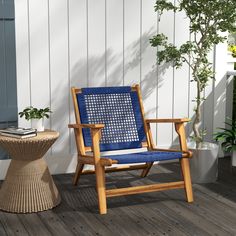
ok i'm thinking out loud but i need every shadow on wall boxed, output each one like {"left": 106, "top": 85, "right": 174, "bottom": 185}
{"left": 49, "top": 28, "right": 163, "bottom": 173}
{"left": 49, "top": 28, "right": 228, "bottom": 173}
{"left": 171, "top": 73, "right": 227, "bottom": 150}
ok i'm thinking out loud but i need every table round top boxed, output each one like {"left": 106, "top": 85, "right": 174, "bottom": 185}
{"left": 0, "top": 130, "right": 59, "bottom": 143}
{"left": 0, "top": 130, "right": 59, "bottom": 160}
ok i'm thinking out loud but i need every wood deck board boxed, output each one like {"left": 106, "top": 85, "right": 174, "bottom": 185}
{"left": 0, "top": 212, "right": 29, "bottom": 236}
{"left": 37, "top": 211, "right": 75, "bottom": 236}
{"left": 0, "top": 157, "right": 236, "bottom": 236}
{"left": 17, "top": 214, "right": 51, "bottom": 236}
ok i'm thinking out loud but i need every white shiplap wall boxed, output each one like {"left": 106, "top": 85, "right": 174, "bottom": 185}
{"left": 0, "top": 0, "right": 228, "bottom": 179}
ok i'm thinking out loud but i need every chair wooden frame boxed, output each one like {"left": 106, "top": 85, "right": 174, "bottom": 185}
{"left": 68, "top": 84, "right": 193, "bottom": 214}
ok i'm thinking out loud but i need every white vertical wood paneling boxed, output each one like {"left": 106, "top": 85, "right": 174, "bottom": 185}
{"left": 28, "top": 0, "right": 50, "bottom": 128}
{"left": 68, "top": 0, "right": 88, "bottom": 154}
{"left": 11, "top": 1, "right": 227, "bottom": 177}
{"left": 49, "top": 0, "right": 70, "bottom": 154}
{"left": 106, "top": 0, "right": 123, "bottom": 86}
{"left": 141, "top": 0, "right": 157, "bottom": 144}
{"left": 156, "top": 0, "right": 174, "bottom": 148}
{"left": 69, "top": 0, "right": 87, "bottom": 89}
{"left": 15, "top": 0, "right": 31, "bottom": 128}
{"left": 124, "top": 0, "right": 141, "bottom": 85}
{"left": 202, "top": 51, "right": 214, "bottom": 142}
{"left": 173, "top": 10, "right": 189, "bottom": 145}
{"left": 88, "top": 0, "right": 106, "bottom": 87}
{"left": 214, "top": 42, "right": 228, "bottom": 129}
{"left": 213, "top": 41, "right": 228, "bottom": 157}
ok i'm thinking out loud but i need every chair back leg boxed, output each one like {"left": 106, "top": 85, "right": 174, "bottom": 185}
{"left": 180, "top": 158, "right": 193, "bottom": 202}
{"left": 73, "top": 163, "right": 84, "bottom": 186}
{"left": 141, "top": 162, "right": 154, "bottom": 177}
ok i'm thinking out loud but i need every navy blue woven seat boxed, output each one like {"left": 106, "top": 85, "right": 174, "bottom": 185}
{"left": 69, "top": 84, "right": 193, "bottom": 214}
{"left": 106, "top": 151, "right": 182, "bottom": 164}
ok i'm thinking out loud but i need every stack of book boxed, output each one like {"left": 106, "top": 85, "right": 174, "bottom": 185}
{"left": 0, "top": 127, "right": 37, "bottom": 139}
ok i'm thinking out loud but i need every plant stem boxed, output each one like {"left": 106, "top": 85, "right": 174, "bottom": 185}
{"left": 193, "top": 80, "right": 202, "bottom": 148}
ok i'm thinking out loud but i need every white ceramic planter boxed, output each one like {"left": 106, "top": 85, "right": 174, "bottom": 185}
{"left": 188, "top": 142, "right": 219, "bottom": 183}
{"left": 231, "top": 150, "right": 236, "bottom": 167}
{"left": 31, "top": 118, "right": 44, "bottom": 132}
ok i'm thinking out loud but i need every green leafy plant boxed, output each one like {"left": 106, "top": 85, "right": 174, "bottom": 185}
{"left": 150, "top": 0, "right": 236, "bottom": 147}
{"left": 19, "top": 106, "right": 52, "bottom": 120}
{"left": 214, "top": 118, "right": 236, "bottom": 152}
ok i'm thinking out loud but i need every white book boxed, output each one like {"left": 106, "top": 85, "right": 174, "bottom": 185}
{"left": 0, "top": 132, "right": 37, "bottom": 139}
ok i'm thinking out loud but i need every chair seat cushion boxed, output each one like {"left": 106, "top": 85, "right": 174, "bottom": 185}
{"left": 105, "top": 151, "right": 182, "bottom": 164}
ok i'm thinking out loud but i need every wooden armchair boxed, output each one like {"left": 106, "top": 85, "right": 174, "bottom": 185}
{"left": 69, "top": 84, "right": 193, "bottom": 214}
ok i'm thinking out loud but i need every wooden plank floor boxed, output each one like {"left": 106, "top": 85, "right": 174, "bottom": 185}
{"left": 0, "top": 157, "right": 236, "bottom": 236}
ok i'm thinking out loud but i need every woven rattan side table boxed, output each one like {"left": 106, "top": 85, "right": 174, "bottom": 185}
{"left": 0, "top": 130, "right": 60, "bottom": 213}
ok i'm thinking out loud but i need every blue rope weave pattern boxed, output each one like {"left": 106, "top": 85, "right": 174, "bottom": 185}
{"left": 77, "top": 86, "right": 146, "bottom": 151}
{"left": 105, "top": 151, "right": 182, "bottom": 164}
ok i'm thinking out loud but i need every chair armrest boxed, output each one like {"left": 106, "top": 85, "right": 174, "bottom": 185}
{"left": 69, "top": 123, "right": 104, "bottom": 161}
{"left": 145, "top": 118, "right": 190, "bottom": 123}
{"left": 145, "top": 119, "right": 191, "bottom": 157}
{"left": 68, "top": 123, "right": 105, "bottom": 129}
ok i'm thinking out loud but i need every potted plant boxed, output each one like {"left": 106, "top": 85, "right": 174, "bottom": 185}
{"left": 19, "top": 106, "right": 52, "bottom": 132}
{"left": 150, "top": 0, "right": 236, "bottom": 182}
{"left": 214, "top": 118, "right": 236, "bottom": 167}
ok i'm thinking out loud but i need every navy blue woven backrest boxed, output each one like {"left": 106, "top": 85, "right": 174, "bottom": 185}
{"left": 76, "top": 86, "right": 146, "bottom": 151}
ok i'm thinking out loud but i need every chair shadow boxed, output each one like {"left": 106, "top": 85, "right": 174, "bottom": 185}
{"left": 52, "top": 164, "right": 185, "bottom": 214}
{"left": 160, "top": 158, "right": 236, "bottom": 205}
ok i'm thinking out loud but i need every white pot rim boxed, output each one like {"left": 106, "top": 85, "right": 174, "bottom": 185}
{"left": 188, "top": 141, "right": 219, "bottom": 150}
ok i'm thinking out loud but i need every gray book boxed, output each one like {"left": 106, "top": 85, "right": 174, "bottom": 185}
{"left": 0, "top": 127, "right": 37, "bottom": 135}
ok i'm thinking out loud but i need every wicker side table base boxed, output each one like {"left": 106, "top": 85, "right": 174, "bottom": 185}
{"left": 0, "top": 130, "right": 60, "bottom": 213}
{"left": 0, "top": 159, "right": 61, "bottom": 213}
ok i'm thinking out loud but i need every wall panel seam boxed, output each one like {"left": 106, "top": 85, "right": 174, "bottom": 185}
{"left": 47, "top": 0, "right": 52, "bottom": 155}
{"left": 67, "top": 0, "right": 72, "bottom": 153}
{"left": 27, "top": 0, "right": 32, "bottom": 106}
{"left": 140, "top": 0, "right": 142, "bottom": 86}
{"left": 122, "top": 0, "right": 125, "bottom": 86}
{"left": 3, "top": 6, "right": 7, "bottom": 107}
{"left": 105, "top": 0, "right": 107, "bottom": 86}
{"left": 47, "top": 0, "right": 52, "bottom": 131}
{"left": 86, "top": 0, "right": 89, "bottom": 87}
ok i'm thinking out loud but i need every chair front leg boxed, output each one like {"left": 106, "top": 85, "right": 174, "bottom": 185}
{"left": 95, "top": 163, "right": 107, "bottom": 214}
{"left": 72, "top": 127, "right": 86, "bottom": 185}
{"left": 180, "top": 158, "right": 193, "bottom": 202}
{"left": 91, "top": 128, "right": 107, "bottom": 214}
{"left": 175, "top": 122, "right": 194, "bottom": 203}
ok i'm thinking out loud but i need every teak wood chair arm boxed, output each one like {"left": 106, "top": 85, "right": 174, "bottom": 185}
{"left": 145, "top": 118, "right": 190, "bottom": 123}
{"left": 144, "top": 118, "right": 191, "bottom": 158}
{"left": 68, "top": 123, "right": 105, "bottom": 129}
{"left": 68, "top": 123, "right": 104, "bottom": 158}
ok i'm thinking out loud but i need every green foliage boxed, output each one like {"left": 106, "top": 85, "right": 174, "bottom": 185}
{"left": 214, "top": 118, "right": 236, "bottom": 152}
{"left": 19, "top": 106, "right": 52, "bottom": 120}
{"left": 150, "top": 0, "right": 236, "bottom": 144}
{"left": 154, "top": 0, "right": 177, "bottom": 14}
